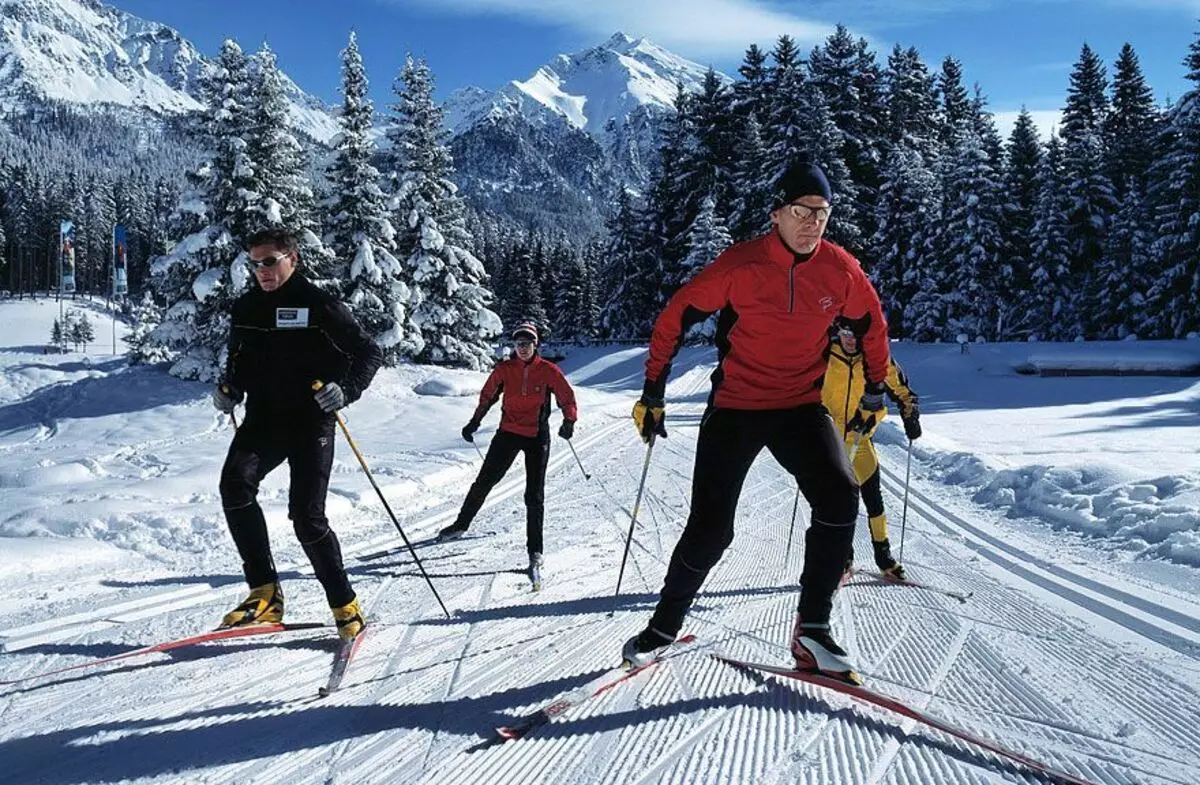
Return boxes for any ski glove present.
[632,397,667,443]
[902,410,922,441]
[314,382,346,413]
[461,419,481,443]
[558,419,575,440]
[847,381,886,437]
[212,383,243,414]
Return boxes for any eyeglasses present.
[787,203,832,223]
[251,253,289,269]
[514,340,535,349]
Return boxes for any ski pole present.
[313,381,451,618]
[783,485,800,569]
[472,441,485,462]
[899,438,912,563]
[610,434,655,615]
[566,438,591,480]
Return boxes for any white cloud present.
[994,109,1062,141]
[391,0,841,59]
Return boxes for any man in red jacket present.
[622,162,890,684]
[439,323,578,572]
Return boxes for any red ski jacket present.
[471,354,578,439]
[645,232,889,410]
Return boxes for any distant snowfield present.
[0,296,1197,785]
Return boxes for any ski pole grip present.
[312,380,324,391]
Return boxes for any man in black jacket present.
[212,227,383,641]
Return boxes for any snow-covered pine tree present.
[809,24,886,229]
[676,194,732,341]
[1028,134,1075,340]
[727,113,774,242]
[938,128,1005,341]
[386,55,500,368]
[554,242,599,343]
[598,188,660,339]
[936,57,973,150]
[1144,29,1200,338]
[1060,43,1118,338]
[883,45,940,158]
[323,31,416,365]
[247,45,335,282]
[497,232,546,331]
[1106,43,1161,202]
[145,40,256,381]
[868,136,940,339]
[68,309,94,351]
[126,291,169,364]
[1000,109,1042,315]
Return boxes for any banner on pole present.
[59,220,76,293]
[113,224,128,296]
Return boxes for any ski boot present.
[221,582,284,628]
[791,615,861,685]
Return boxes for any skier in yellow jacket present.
[822,318,921,579]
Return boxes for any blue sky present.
[113,0,1196,137]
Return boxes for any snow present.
[0,298,1198,784]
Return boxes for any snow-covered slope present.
[1,297,1198,784]
[0,0,338,141]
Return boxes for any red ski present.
[851,568,973,603]
[714,655,1094,785]
[1,622,327,687]
[495,635,697,741]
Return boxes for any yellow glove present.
[632,399,666,443]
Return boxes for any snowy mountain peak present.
[0,0,338,141]
[444,32,724,137]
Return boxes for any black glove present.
[558,419,575,440]
[847,381,886,436]
[632,396,666,443]
[461,419,480,443]
[903,411,922,441]
[212,383,243,414]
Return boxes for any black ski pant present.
[647,404,859,638]
[860,468,885,519]
[219,415,355,608]
[454,429,550,554]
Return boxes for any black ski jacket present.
[224,273,383,422]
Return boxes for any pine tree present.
[1000,109,1042,327]
[386,55,500,368]
[554,243,599,343]
[869,136,940,339]
[1144,28,1200,337]
[883,46,940,157]
[937,57,973,149]
[727,113,773,242]
[247,45,335,281]
[324,32,416,365]
[938,129,1005,341]
[599,189,659,339]
[50,317,66,352]
[809,25,886,238]
[1060,43,1118,338]
[1028,135,1075,340]
[145,40,256,381]
[126,290,169,363]
[498,234,546,330]
[1106,43,1161,201]
[69,310,95,351]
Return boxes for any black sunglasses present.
[251,253,289,269]
[514,339,535,348]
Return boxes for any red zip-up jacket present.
[471,354,578,439]
[645,232,889,410]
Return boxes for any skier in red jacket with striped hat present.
[622,162,890,684]
[439,323,578,574]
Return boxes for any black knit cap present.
[773,162,832,208]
